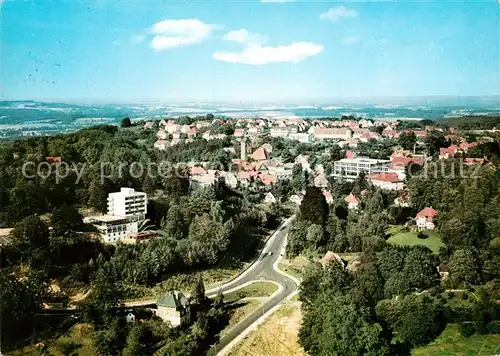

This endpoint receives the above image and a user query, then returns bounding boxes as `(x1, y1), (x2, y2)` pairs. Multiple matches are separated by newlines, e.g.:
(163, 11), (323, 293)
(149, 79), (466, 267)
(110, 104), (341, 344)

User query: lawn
(229, 304), (306, 356)
(386, 226), (445, 254)
(223, 281), (278, 302)
(412, 324), (500, 356)
(220, 300), (262, 338)
(278, 255), (310, 281)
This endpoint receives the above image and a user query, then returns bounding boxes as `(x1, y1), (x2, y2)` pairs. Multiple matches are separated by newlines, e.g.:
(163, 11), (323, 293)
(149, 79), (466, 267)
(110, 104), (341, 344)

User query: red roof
(190, 166), (207, 175)
(368, 172), (401, 183)
(259, 174), (277, 185)
(252, 147), (269, 161)
(464, 158), (485, 165)
(46, 156), (62, 163)
(344, 193), (360, 205)
(234, 128), (244, 136)
(416, 207), (438, 222)
(390, 156), (425, 169)
(345, 151), (356, 159)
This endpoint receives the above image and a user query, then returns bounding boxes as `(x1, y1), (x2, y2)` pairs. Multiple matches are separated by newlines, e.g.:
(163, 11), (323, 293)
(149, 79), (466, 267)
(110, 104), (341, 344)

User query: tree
(51, 203), (83, 235)
(300, 186), (328, 225)
(446, 249), (481, 288)
(306, 224), (324, 250)
(401, 246), (440, 291)
(398, 132), (417, 151)
(121, 117), (132, 128)
(122, 324), (155, 356)
(192, 274), (206, 305)
(424, 131), (447, 156)
(376, 294), (446, 349)
(299, 294), (389, 355)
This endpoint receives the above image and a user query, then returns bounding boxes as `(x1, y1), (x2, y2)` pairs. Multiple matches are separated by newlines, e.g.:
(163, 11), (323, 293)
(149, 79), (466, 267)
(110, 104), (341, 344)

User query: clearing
(386, 226), (444, 254)
(278, 255), (310, 281)
(223, 281), (278, 302)
(412, 323), (500, 356)
(229, 303), (305, 356)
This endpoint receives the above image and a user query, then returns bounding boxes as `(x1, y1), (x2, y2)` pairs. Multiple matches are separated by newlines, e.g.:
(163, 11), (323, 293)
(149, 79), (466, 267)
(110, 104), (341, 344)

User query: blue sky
(1, 0), (499, 103)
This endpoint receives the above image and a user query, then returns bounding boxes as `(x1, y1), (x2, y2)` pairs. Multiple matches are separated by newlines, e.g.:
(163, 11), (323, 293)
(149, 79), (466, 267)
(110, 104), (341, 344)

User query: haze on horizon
(2, 0), (499, 103)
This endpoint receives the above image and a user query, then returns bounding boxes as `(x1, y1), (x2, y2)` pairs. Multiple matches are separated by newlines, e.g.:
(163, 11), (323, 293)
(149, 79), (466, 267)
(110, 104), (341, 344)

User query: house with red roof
(258, 173), (277, 186)
(234, 128), (244, 137)
(416, 207), (438, 230)
(187, 127), (199, 139)
(368, 172), (404, 191)
(251, 147), (269, 161)
(464, 158), (486, 166)
(344, 193), (360, 210)
(46, 156), (62, 163)
(154, 140), (169, 151)
(439, 145), (460, 159)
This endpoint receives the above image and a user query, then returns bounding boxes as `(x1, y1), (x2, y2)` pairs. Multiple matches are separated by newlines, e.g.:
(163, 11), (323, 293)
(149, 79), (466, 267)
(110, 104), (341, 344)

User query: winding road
(206, 214), (299, 355)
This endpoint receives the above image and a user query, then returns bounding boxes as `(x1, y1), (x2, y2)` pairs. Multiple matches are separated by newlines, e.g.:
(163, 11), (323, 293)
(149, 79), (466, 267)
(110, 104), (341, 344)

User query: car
(268, 251), (273, 256)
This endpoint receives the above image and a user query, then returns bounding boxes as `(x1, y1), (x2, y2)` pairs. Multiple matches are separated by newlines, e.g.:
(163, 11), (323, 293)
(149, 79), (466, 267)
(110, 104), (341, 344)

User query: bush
(459, 322), (476, 337)
(417, 232), (429, 239)
(487, 321), (500, 334)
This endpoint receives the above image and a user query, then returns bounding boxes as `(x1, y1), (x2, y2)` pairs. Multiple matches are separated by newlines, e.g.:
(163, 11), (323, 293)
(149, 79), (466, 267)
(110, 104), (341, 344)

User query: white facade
(87, 188), (147, 244)
(416, 217), (435, 230)
(289, 133), (313, 143)
(270, 127), (289, 138)
(369, 179), (404, 191)
(333, 158), (390, 181)
(108, 188), (147, 217)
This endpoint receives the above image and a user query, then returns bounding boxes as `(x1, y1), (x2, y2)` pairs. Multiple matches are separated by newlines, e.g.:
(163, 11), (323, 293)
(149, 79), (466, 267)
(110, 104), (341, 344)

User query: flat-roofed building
(86, 188), (148, 244)
(333, 157), (390, 181)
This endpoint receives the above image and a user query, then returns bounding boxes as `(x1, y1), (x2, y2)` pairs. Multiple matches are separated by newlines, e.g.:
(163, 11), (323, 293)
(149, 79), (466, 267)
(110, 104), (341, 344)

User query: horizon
(2, 0), (499, 102)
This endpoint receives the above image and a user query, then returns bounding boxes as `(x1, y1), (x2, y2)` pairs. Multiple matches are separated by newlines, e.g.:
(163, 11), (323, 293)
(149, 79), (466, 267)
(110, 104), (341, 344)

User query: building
(333, 157), (390, 181)
(121, 231), (157, 245)
(157, 129), (168, 140)
(344, 193), (360, 210)
(251, 147), (269, 161)
(368, 173), (404, 191)
(87, 188), (148, 244)
(314, 174), (329, 188)
(264, 192), (277, 204)
(289, 133), (313, 143)
(240, 138), (252, 161)
(0, 228), (13, 246)
(154, 291), (191, 327)
(323, 190), (334, 204)
(126, 312), (136, 324)
(154, 140), (169, 151)
(270, 127), (289, 138)
(314, 128), (352, 140)
(416, 207), (438, 230)
(289, 194), (303, 205)
(321, 251), (345, 268)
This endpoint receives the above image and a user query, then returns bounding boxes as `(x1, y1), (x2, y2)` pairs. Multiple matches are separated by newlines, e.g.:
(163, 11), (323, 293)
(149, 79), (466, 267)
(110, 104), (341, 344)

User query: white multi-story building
(333, 157), (390, 181)
(289, 133), (313, 143)
(108, 188), (147, 217)
(270, 127), (289, 138)
(87, 188), (148, 244)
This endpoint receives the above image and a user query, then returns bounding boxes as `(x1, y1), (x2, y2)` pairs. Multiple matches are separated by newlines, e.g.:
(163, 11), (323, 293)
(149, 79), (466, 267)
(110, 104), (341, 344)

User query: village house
(289, 132), (313, 143)
(270, 126), (289, 138)
(258, 173), (277, 186)
(157, 129), (168, 140)
(181, 125), (191, 134)
(190, 173), (218, 189)
(144, 121), (155, 129)
(153, 291), (191, 327)
(314, 173), (329, 188)
(248, 126), (263, 136)
(321, 251), (346, 268)
(439, 145), (460, 159)
(289, 194), (303, 205)
(251, 147), (269, 161)
(187, 127), (199, 139)
(323, 190), (334, 204)
(394, 191), (411, 207)
(126, 312), (136, 324)
(165, 122), (181, 134)
(344, 193), (360, 210)
(220, 171), (238, 188)
(234, 128), (244, 137)
(416, 207), (438, 230)
(368, 172), (405, 191)
(237, 171), (251, 187)
(154, 140), (169, 151)
(314, 127), (352, 140)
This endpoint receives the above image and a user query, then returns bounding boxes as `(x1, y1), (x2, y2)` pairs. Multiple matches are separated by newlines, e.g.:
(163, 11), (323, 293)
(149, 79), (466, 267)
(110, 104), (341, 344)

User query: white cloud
(340, 36), (361, 45)
(148, 19), (216, 51)
(320, 6), (358, 21)
(213, 42), (323, 65)
(222, 29), (264, 44)
(261, 0), (295, 2)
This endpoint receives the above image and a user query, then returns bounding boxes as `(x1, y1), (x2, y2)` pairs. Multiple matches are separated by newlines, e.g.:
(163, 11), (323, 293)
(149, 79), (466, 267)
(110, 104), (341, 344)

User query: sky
(1, 0), (499, 103)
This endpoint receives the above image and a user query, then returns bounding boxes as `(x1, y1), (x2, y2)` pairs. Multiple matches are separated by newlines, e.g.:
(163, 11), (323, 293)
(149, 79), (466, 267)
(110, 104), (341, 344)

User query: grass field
(221, 300), (262, 338)
(412, 324), (500, 356)
(224, 281), (279, 302)
(278, 255), (310, 281)
(229, 303), (305, 356)
(8, 324), (95, 356)
(386, 226), (445, 254)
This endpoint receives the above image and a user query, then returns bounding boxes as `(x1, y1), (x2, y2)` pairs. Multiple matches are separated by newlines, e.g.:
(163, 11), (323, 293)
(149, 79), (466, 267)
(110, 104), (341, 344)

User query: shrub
(417, 232), (429, 239)
(459, 322), (476, 337)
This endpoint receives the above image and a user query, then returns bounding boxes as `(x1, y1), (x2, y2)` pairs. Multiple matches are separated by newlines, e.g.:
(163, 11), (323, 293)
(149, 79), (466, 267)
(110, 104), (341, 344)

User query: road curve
(207, 215), (298, 355)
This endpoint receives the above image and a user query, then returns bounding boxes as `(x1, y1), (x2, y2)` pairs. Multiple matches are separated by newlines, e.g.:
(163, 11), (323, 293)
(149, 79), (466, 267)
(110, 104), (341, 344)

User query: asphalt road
(207, 215), (298, 355)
